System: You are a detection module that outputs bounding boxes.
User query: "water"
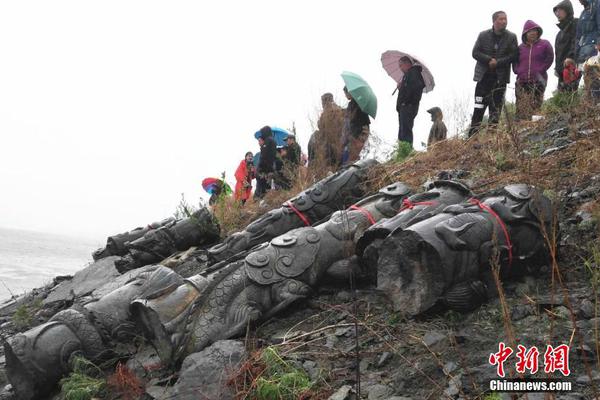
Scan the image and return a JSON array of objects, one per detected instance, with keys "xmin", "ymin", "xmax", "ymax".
[{"xmin": 0, "ymin": 227, "xmax": 101, "ymax": 303}]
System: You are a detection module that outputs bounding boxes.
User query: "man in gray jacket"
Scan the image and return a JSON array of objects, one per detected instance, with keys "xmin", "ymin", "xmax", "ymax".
[{"xmin": 468, "ymin": 11, "xmax": 519, "ymax": 137}]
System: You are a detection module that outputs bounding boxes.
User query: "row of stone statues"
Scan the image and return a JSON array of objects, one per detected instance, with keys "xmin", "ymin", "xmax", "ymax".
[{"xmin": 4, "ymin": 160, "xmax": 555, "ymax": 399}]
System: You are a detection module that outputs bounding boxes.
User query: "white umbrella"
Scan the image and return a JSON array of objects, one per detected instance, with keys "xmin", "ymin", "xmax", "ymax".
[{"xmin": 381, "ymin": 50, "xmax": 435, "ymax": 93}]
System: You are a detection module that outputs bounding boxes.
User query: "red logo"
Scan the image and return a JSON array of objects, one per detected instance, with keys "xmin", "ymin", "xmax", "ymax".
[
  {"xmin": 489, "ymin": 342, "xmax": 513, "ymax": 377},
  {"xmin": 489, "ymin": 343, "xmax": 570, "ymax": 377},
  {"xmin": 543, "ymin": 344, "xmax": 571, "ymax": 376}
]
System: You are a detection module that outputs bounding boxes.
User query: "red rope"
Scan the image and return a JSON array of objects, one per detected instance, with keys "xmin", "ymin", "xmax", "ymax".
[
  {"xmin": 349, "ymin": 205, "xmax": 377, "ymax": 225},
  {"xmin": 398, "ymin": 198, "xmax": 437, "ymax": 213},
  {"xmin": 286, "ymin": 201, "xmax": 311, "ymax": 227},
  {"xmin": 469, "ymin": 198, "xmax": 513, "ymax": 266}
]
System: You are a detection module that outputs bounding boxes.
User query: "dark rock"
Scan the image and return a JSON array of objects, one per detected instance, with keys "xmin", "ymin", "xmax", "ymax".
[
  {"xmin": 443, "ymin": 361, "xmax": 458, "ymax": 375},
  {"xmin": 126, "ymin": 346, "xmax": 163, "ymax": 380},
  {"xmin": 359, "ymin": 358, "xmax": 371, "ymax": 373},
  {"xmin": 366, "ymin": 384, "xmax": 393, "ymax": 400},
  {"xmin": 336, "ymin": 291, "xmax": 352, "ymax": 302},
  {"xmin": 423, "ymin": 331, "xmax": 447, "ymax": 348},
  {"xmin": 377, "ymin": 352, "xmax": 392, "ymax": 367},
  {"xmin": 553, "ymin": 137, "xmax": 572, "ymax": 147},
  {"xmin": 303, "ymin": 360, "xmax": 320, "ymax": 381},
  {"xmin": 575, "ymin": 371, "xmax": 600, "ymax": 384},
  {"xmin": 145, "ymin": 385, "xmax": 174, "ymax": 400},
  {"xmin": 444, "ymin": 374, "xmax": 462, "ymax": 397},
  {"xmin": 171, "ymin": 340, "xmax": 246, "ymax": 400},
  {"xmin": 579, "ymin": 299, "xmax": 595, "ymax": 319},
  {"xmin": 511, "ymin": 304, "xmax": 534, "ymax": 321},
  {"xmin": 52, "ymin": 275, "xmax": 72, "ymax": 285}
]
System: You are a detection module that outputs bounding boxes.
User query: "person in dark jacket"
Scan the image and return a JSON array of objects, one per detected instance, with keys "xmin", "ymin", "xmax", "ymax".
[
  {"xmin": 576, "ymin": 0, "xmax": 600, "ymax": 64},
  {"xmin": 341, "ymin": 86, "xmax": 370, "ymax": 165},
  {"xmin": 396, "ymin": 56, "xmax": 426, "ymax": 146},
  {"xmin": 273, "ymin": 147, "xmax": 291, "ymax": 190},
  {"xmin": 554, "ymin": 0, "xmax": 580, "ymax": 90},
  {"xmin": 254, "ymin": 125, "xmax": 277, "ymax": 199},
  {"xmin": 513, "ymin": 20, "xmax": 555, "ymax": 120},
  {"xmin": 468, "ymin": 11, "xmax": 519, "ymax": 137},
  {"xmin": 284, "ymin": 134, "xmax": 302, "ymax": 167}
]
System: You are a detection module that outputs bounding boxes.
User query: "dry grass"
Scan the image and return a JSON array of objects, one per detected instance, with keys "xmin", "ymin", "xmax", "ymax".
[{"xmin": 213, "ymin": 162, "xmax": 335, "ymax": 237}]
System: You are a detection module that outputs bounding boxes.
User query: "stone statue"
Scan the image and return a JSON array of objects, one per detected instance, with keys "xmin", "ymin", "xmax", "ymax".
[
  {"xmin": 357, "ymin": 180, "xmax": 473, "ymax": 268},
  {"xmin": 114, "ymin": 208, "xmax": 220, "ymax": 273},
  {"xmin": 163, "ymin": 159, "xmax": 379, "ymax": 278},
  {"xmin": 92, "ymin": 217, "xmax": 176, "ymax": 260},
  {"xmin": 374, "ymin": 184, "xmax": 553, "ymax": 316},
  {"xmin": 206, "ymin": 159, "xmax": 378, "ymax": 263},
  {"xmin": 130, "ymin": 182, "xmax": 411, "ymax": 364},
  {"xmin": 3, "ymin": 180, "xmax": 554, "ymax": 400},
  {"xmin": 4, "ymin": 266, "xmax": 183, "ymax": 400}
]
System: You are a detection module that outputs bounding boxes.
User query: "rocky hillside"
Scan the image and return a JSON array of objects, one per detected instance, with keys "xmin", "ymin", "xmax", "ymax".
[{"xmin": 1, "ymin": 102, "xmax": 599, "ymax": 400}]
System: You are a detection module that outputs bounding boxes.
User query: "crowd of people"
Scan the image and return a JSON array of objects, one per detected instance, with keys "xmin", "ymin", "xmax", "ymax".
[{"xmin": 225, "ymin": 1, "xmax": 600, "ymax": 205}]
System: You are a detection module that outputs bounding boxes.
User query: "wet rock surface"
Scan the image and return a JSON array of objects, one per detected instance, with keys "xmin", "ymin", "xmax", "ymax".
[{"xmin": 171, "ymin": 340, "xmax": 246, "ymax": 400}]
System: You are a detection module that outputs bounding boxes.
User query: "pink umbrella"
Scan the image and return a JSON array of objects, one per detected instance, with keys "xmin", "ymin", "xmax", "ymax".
[{"xmin": 381, "ymin": 50, "xmax": 435, "ymax": 93}]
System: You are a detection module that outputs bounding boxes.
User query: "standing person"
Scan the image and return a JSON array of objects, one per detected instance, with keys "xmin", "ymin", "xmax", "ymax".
[
  {"xmin": 308, "ymin": 93, "xmax": 344, "ymax": 169},
  {"xmin": 396, "ymin": 56, "xmax": 426, "ymax": 146},
  {"xmin": 254, "ymin": 126, "xmax": 276, "ymax": 199},
  {"xmin": 468, "ymin": 11, "xmax": 519, "ymax": 137},
  {"xmin": 284, "ymin": 134, "xmax": 302, "ymax": 167},
  {"xmin": 583, "ymin": 37, "xmax": 600, "ymax": 101},
  {"xmin": 554, "ymin": 0, "xmax": 580, "ymax": 90},
  {"xmin": 426, "ymin": 107, "xmax": 447, "ymax": 148},
  {"xmin": 513, "ymin": 21, "xmax": 555, "ymax": 120},
  {"xmin": 273, "ymin": 147, "xmax": 291, "ymax": 190},
  {"xmin": 576, "ymin": 0, "xmax": 600, "ymax": 64},
  {"xmin": 234, "ymin": 152, "xmax": 255, "ymax": 205},
  {"xmin": 341, "ymin": 86, "xmax": 370, "ymax": 165}
]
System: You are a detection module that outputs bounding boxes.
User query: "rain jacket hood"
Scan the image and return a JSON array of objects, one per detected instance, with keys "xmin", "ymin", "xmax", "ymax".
[
  {"xmin": 522, "ymin": 20, "xmax": 544, "ymax": 43},
  {"xmin": 554, "ymin": 0, "xmax": 575, "ymax": 20}
]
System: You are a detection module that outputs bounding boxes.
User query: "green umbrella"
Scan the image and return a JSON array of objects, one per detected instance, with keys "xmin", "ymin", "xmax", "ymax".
[{"xmin": 341, "ymin": 71, "xmax": 378, "ymax": 118}]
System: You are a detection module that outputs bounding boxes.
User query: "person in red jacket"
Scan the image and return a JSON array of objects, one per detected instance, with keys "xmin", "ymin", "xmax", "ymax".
[{"xmin": 234, "ymin": 152, "xmax": 255, "ymax": 204}]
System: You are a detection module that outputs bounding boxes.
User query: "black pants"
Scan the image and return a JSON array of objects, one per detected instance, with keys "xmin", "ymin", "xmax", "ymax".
[
  {"xmin": 254, "ymin": 175, "xmax": 270, "ymax": 199},
  {"xmin": 468, "ymin": 74, "xmax": 507, "ymax": 137},
  {"xmin": 397, "ymin": 103, "xmax": 419, "ymax": 145}
]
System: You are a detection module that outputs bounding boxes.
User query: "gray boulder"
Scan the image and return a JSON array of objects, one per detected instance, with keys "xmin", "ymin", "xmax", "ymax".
[{"xmin": 171, "ymin": 340, "xmax": 247, "ymax": 400}]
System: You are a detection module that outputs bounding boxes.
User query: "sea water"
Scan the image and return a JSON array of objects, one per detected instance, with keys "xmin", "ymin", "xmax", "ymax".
[{"xmin": 0, "ymin": 227, "xmax": 100, "ymax": 303}]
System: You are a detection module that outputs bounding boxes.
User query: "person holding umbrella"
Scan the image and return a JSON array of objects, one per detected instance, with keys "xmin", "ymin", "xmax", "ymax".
[
  {"xmin": 396, "ymin": 57, "xmax": 426, "ymax": 147},
  {"xmin": 339, "ymin": 71, "xmax": 377, "ymax": 165},
  {"xmin": 341, "ymin": 86, "xmax": 371, "ymax": 164},
  {"xmin": 381, "ymin": 50, "xmax": 435, "ymax": 148}
]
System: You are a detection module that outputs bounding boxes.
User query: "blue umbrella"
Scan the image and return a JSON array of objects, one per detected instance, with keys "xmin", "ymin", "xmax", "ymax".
[{"xmin": 254, "ymin": 127, "xmax": 292, "ymax": 147}]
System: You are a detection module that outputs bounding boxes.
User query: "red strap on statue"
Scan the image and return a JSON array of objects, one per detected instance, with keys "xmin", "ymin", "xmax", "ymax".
[
  {"xmin": 399, "ymin": 198, "xmax": 437, "ymax": 212},
  {"xmin": 469, "ymin": 198, "xmax": 513, "ymax": 266},
  {"xmin": 286, "ymin": 201, "xmax": 311, "ymax": 227},
  {"xmin": 349, "ymin": 205, "xmax": 377, "ymax": 225}
]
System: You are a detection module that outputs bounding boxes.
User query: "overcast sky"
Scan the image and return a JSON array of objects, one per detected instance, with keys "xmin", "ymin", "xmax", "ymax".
[{"xmin": 0, "ymin": 1, "xmax": 573, "ymax": 240}]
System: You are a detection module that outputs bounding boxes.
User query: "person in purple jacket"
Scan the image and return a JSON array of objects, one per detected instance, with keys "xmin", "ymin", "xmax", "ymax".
[{"xmin": 513, "ymin": 20, "xmax": 555, "ymax": 120}]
